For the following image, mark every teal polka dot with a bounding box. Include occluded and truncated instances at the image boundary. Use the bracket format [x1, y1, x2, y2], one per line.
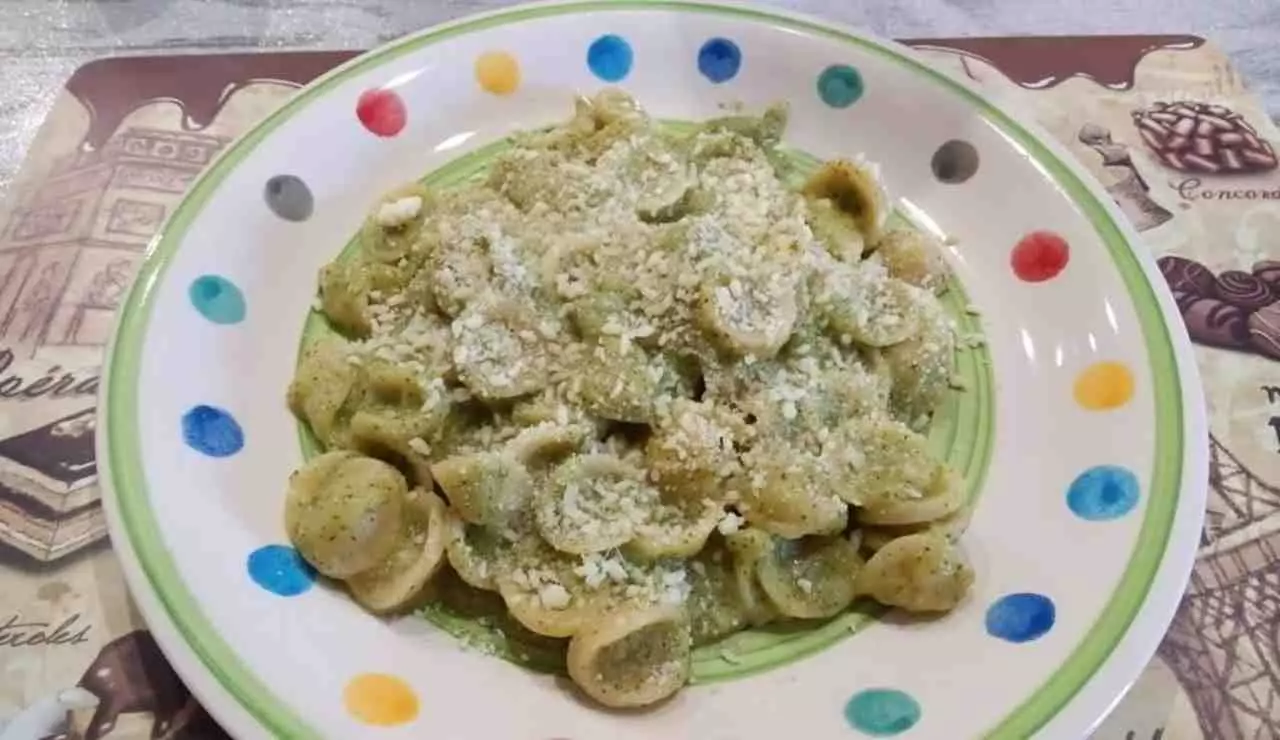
[189, 275, 245, 325]
[817, 64, 864, 108]
[845, 688, 921, 736]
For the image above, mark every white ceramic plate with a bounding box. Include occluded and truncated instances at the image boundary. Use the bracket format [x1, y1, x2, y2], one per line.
[97, 2, 1207, 738]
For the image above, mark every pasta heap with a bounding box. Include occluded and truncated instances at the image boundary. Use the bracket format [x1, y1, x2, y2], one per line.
[285, 90, 974, 708]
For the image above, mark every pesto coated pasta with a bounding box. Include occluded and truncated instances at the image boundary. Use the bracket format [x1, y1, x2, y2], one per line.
[284, 90, 974, 709]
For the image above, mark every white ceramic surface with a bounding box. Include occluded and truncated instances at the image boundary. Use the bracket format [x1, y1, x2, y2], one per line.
[96, 2, 1207, 738]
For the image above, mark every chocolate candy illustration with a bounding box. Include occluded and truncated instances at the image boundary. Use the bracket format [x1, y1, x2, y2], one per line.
[1215, 269, 1276, 311]
[1157, 255, 1218, 298]
[1181, 297, 1250, 350]
[1253, 260, 1280, 292]
[1132, 101, 1277, 173]
[1249, 300, 1280, 360]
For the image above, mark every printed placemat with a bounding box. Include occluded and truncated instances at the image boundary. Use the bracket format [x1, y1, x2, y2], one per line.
[0, 37, 1275, 739]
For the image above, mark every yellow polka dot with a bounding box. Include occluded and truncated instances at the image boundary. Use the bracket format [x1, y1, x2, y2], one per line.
[475, 51, 521, 95]
[344, 673, 419, 726]
[1073, 361, 1135, 410]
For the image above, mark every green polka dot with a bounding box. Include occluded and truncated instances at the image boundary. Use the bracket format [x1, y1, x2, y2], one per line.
[188, 275, 245, 325]
[845, 688, 921, 736]
[817, 64, 864, 108]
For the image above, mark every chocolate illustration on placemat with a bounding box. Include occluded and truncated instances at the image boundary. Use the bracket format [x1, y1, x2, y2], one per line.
[904, 35, 1204, 90]
[1078, 123, 1174, 232]
[1133, 101, 1278, 174]
[76, 630, 228, 740]
[1157, 255, 1280, 363]
[65, 52, 359, 151]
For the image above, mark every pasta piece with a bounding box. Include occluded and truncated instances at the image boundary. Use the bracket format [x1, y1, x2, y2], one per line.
[703, 103, 788, 149]
[504, 422, 590, 468]
[801, 158, 888, 241]
[884, 288, 956, 428]
[861, 501, 974, 552]
[873, 228, 949, 294]
[856, 532, 973, 612]
[835, 417, 938, 508]
[318, 258, 372, 336]
[695, 272, 799, 358]
[346, 410, 434, 485]
[739, 447, 849, 538]
[626, 499, 721, 561]
[820, 264, 920, 348]
[431, 451, 533, 531]
[685, 544, 752, 645]
[566, 604, 691, 708]
[859, 467, 966, 527]
[287, 338, 362, 447]
[284, 451, 405, 579]
[805, 196, 867, 262]
[496, 540, 602, 637]
[361, 183, 432, 264]
[755, 535, 863, 619]
[426, 235, 492, 317]
[535, 455, 657, 555]
[443, 513, 509, 591]
[346, 488, 449, 613]
[724, 529, 781, 626]
[577, 339, 666, 423]
[451, 296, 552, 400]
[645, 399, 744, 504]
[363, 360, 424, 407]
[568, 285, 646, 344]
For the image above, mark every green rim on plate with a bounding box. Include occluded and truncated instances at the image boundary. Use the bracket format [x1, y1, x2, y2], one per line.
[102, 2, 1183, 738]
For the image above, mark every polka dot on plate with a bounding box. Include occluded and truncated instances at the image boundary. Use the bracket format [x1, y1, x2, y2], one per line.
[985, 592, 1056, 643]
[356, 88, 407, 137]
[181, 405, 244, 458]
[188, 275, 245, 325]
[1067, 465, 1140, 521]
[247, 544, 315, 597]
[697, 38, 742, 83]
[587, 34, 633, 82]
[344, 674, 419, 726]
[816, 64, 864, 108]
[844, 688, 921, 737]
[931, 139, 979, 184]
[264, 174, 313, 222]
[476, 51, 521, 95]
[1073, 361, 1135, 410]
[1010, 230, 1070, 282]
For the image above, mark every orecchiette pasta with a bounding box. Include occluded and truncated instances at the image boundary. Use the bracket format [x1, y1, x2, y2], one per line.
[284, 90, 976, 710]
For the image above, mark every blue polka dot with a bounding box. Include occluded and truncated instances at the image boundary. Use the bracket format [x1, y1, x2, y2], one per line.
[1067, 465, 1139, 521]
[181, 405, 244, 457]
[697, 38, 741, 84]
[587, 34, 633, 82]
[985, 592, 1056, 643]
[845, 689, 921, 736]
[817, 64, 864, 108]
[247, 544, 315, 597]
[188, 275, 245, 325]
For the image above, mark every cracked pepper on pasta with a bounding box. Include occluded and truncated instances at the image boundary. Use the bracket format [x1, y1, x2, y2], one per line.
[284, 90, 974, 708]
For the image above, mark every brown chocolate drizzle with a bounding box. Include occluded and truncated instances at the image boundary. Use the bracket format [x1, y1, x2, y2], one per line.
[902, 35, 1205, 91]
[65, 51, 359, 151]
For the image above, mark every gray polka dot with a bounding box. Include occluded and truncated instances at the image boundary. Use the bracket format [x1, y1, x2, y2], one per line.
[931, 140, 979, 184]
[265, 174, 313, 221]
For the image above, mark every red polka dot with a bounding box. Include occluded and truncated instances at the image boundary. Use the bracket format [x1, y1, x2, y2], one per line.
[356, 89, 406, 137]
[1011, 231, 1070, 282]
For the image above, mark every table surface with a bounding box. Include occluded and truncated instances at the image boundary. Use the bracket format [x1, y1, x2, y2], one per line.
[2, 0, 1280, 203]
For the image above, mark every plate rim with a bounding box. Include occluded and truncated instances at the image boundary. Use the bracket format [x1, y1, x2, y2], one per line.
[95, 1, 1209, 738]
